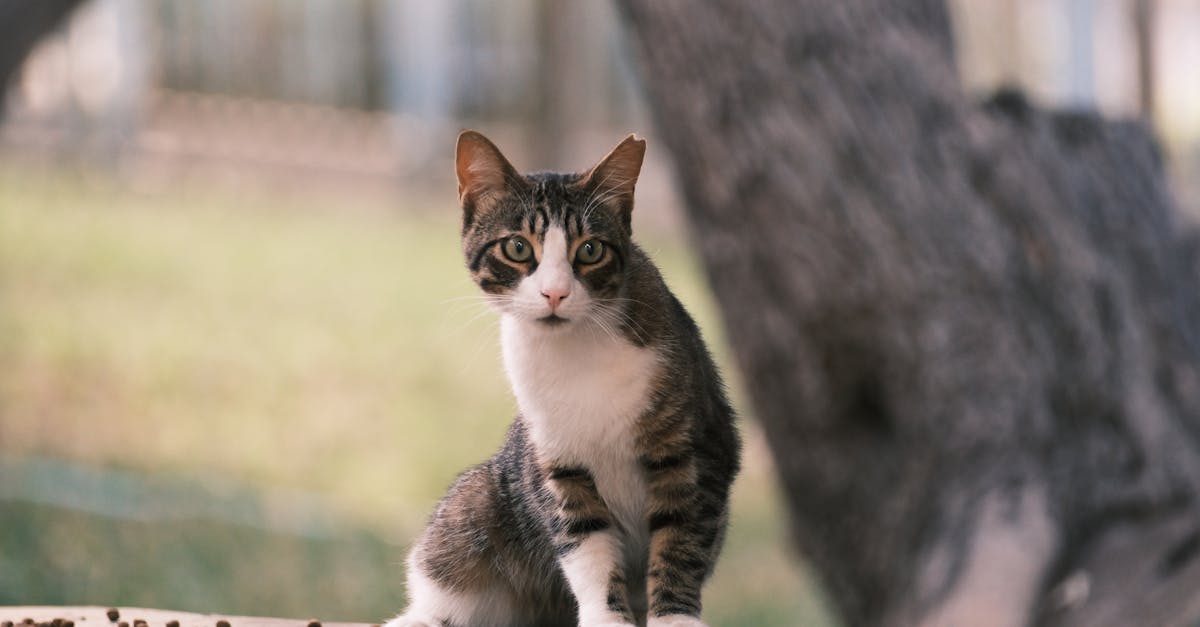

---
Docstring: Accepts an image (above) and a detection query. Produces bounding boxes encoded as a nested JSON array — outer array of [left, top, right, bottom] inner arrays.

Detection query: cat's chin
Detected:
[[527, 314, 579, 333], [503, 312, 576, 331], [536, 314, 571, 327]]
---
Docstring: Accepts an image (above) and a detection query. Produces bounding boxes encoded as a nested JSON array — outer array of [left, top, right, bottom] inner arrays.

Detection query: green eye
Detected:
[[575, 240, 604, 265], [502, 236, 533, 262]]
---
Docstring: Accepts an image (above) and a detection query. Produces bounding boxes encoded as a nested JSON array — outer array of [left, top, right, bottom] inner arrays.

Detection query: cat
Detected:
[[386, 131, 741, 627]]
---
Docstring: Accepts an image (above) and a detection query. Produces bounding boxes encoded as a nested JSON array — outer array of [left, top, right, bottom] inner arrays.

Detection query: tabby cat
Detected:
[[386, 131, 741, 627]]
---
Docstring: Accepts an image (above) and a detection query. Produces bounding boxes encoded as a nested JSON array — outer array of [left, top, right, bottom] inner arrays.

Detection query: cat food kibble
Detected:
[[216, 620, 230, 627], [3, 620, 13, 627], [306, 621, 320, 627], [105, 611, 118, 623], [118, 622, 128, 627], [166, 621, 179, 627]]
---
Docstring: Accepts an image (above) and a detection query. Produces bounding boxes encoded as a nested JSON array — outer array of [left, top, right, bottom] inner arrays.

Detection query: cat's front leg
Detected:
[[644, 512, 716, 627], [643, 454, 720, 627], [560, 530, 638, 626], [545, 465, 637, 627]]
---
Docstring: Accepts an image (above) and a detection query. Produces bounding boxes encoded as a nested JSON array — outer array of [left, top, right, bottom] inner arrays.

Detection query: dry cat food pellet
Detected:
[[133, 621, 147, 627], [3, 620, 13, 627], [118, 622, 128, 627], [63, 621, 74, 627], [167, 621, 180, 627], [105, 611, 119, 623], [307, 621, 321, 627], [216, 621, 231, 627]]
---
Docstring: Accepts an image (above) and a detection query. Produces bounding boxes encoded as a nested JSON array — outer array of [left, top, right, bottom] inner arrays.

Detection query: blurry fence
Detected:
[[0, 0, 1197, 211], [137, 90, 398, 176], [0, 0, 650, 193]]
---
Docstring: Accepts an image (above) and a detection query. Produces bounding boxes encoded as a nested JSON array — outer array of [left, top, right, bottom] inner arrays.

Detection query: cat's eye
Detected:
[[502, 236, 533, 262], [575, 240, 604, 265]]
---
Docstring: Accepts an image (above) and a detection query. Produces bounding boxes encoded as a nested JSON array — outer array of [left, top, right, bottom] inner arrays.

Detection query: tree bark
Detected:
[[614, 1, 1200, 626], [0, 0, 86, 115]]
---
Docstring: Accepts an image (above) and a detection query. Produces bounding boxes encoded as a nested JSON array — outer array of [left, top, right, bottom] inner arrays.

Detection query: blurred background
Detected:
[[0, 1, 1197, 625]]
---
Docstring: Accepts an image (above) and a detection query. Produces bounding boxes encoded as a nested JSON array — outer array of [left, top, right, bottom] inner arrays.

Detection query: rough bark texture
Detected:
[[0, 0, 85, 115], [615, 2, 1200, 626]]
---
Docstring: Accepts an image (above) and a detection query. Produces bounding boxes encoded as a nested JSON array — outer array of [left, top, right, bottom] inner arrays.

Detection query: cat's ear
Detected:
[[456, 130, 523, 226], [576, 134, 646, 226]]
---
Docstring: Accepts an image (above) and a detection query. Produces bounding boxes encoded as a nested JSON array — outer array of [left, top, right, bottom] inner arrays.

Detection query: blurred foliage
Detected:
[[0, 167, 835, 626]]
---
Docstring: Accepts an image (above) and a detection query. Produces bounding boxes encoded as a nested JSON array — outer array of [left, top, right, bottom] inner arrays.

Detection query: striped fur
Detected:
[[387, 132, 741, 627]]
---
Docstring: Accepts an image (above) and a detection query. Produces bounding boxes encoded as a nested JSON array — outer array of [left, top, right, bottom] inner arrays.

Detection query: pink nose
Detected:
[[542, 287, 569, 311]]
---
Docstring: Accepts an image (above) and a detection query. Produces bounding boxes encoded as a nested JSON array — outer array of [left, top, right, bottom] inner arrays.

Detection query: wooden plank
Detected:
[[0, 607, 375, 627]]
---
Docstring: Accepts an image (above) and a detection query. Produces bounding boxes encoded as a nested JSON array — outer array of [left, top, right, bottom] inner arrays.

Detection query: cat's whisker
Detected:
[[586, 310, 621, 345], [593, 301, 650, 341], [446, 292, 509, 321], [598, 296, 652, 308], [578, 169, 613, 212], [597, 302, 652, 331], [504, 171, 535, 211], [440, 293, 497, 306], [443, 299, 495, 319], [461, 305, 502, 330], [453, 320, 502, 379], [589, 308, 627, 344], [588, 178, 633, 208], [580, 170, 625, 218], [580, 171, 636, 223]]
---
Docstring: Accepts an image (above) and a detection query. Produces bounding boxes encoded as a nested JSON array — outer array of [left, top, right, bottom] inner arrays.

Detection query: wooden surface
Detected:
[[0, 607, 375, 627]]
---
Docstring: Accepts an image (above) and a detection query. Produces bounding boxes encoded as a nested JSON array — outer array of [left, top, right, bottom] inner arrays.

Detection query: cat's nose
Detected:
[[541, 287, 569, 311]]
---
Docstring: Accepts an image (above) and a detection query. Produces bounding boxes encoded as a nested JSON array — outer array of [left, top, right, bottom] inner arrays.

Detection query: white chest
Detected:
[[501, 317, 659, 534]]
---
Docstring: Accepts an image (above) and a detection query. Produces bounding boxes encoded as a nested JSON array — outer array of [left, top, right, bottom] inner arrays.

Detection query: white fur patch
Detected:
[[392, 556, 514, 627], [532, 226, 574, 305], [559, 531, 635, 626], [500, 312, 657, 538]]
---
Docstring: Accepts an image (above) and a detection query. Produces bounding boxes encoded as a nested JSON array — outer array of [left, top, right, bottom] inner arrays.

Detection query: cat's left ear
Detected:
[[456, 130, 524, 229], [576, 134, 646, 231]]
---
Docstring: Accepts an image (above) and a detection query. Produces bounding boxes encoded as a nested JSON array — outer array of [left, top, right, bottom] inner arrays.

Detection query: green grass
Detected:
[[0, 165, 835, 626], [0, 500, 399, 619]]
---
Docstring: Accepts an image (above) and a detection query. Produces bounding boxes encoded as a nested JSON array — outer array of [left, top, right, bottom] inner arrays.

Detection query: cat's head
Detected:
[[454, 130, 646, 330]]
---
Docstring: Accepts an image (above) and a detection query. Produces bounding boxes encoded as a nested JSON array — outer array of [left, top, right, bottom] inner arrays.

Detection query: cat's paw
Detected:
[[382, 615, 440, 627], [647, 615, 708, 627]]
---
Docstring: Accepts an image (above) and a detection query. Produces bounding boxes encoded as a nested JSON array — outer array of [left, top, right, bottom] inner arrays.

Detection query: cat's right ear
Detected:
[[456, 130, 522, 228]]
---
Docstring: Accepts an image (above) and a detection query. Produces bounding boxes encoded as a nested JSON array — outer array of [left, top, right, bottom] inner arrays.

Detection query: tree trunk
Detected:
[[1132, 0, 1157, 122], [614, 1, 1200, 626], [0, 0, 86, 115]]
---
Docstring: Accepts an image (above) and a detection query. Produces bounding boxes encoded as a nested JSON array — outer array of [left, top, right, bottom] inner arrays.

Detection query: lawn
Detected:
[[0, 165, 835, 626]]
